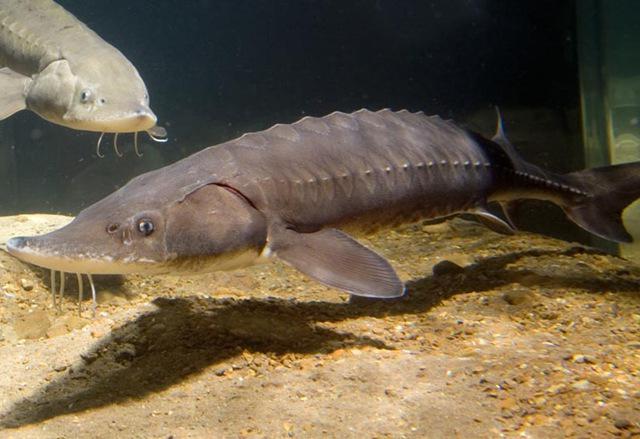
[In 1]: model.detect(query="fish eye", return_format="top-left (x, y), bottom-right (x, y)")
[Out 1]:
top-left (80, 89), bottom-right (92, 103)
top-left (99, 98), bottom-right (106, 104)
top-left (137, 219), bottom-right (154, 236)
top-left (106, 223), bottom-right (119, 234)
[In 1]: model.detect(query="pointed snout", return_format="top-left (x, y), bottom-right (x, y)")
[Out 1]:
top-left (6, 236), bottom-right (27, 253)
top-left (134, 106), bottom-right (157, 127)
top-left (6, 231), bottom-right (164, 275)
top-left (5, 236), bottom-right (49, 270)
top-left (7, 233), bottom-right (104, 273)
top-left (6, 235), bottom-right (50, 269)
top-left (111, 105), bottom-right (157, 132)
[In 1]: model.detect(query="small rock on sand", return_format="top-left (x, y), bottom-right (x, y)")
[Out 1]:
top-left (432, 260), bottom-right (465, 276)
top-left (613, 419), bottom-right (632, 430)
top-left (502, 290), bottom-right (529, 305)
top-left (571, 380), bottom-right (593, 391)
top-left (19, 278), bottom-right (34, 291)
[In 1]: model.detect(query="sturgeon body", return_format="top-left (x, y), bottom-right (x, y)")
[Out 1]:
top-left (7, 109), bottom-right (640, 298)
top-left (0, 0), bottom-right (164, 138)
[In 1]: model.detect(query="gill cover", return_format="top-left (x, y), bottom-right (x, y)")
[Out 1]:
top-left (25, 60), bottom-right (77, 125)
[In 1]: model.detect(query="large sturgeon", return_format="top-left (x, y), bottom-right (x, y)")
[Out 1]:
top-left (0, 0), bottom-right (166, 155)
top-left (7, 109), bottom-right (640, 306)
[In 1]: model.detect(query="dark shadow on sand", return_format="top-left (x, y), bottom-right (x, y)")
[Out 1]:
top-left (1, 245), bottom-right (639, 428)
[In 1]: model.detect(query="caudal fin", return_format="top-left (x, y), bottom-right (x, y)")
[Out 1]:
top-left (563, 162), bottom-right (640, 243)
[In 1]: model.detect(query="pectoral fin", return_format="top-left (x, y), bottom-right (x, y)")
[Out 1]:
top-left (268, 226), bottom-right (405, 298)
top-left (0, 68), bottom-right (30, 120)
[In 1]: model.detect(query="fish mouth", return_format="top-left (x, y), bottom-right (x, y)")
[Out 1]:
top-left (64, 107), bottom-right (158, 133)
top-left (6, 236), bottom-right (160, 275)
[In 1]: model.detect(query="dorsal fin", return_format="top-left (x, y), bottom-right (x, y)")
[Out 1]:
top-left (491, 107), bottom-right (520, 160)
top-left (492, 107), bottom-right (508, 143)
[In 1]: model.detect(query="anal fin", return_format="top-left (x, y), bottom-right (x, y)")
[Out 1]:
top-left (0, 68), bottom-right (30, 120)
top-left (470, 207), bottom-right (516, 235)
top-left (269, 225), bottom-right (405, 298)
top-left (498, 201), bottom-right (520, 230)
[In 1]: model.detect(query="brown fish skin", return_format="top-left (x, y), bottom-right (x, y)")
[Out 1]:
top-left (7, 109), bottom-right (640, 298)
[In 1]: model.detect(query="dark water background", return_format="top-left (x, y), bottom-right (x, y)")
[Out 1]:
top-left (1, 0), bottom-right (585, 240)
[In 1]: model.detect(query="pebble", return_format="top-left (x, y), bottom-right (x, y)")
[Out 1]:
top-left (19, 278), bottom-right (34, 291)
top-left (421, 222), bottom-right (450, 234)
top-left (91, 327), bottom-right (108, 339)
top-left (53, 363), bottom-right (68, 372)
top-left (81, 352), bottom-right (99, 364)
top-left (613, 419), bottom-right (631, 430)
top-left (432, 260), bottom-right (464, 276)
top-left (502, 290), bottom-right (528, 305)
top-left (571, 380), bottom-right (593, 391)
top-left (573, 354), bottom-right (595, 364)
top-left (115, 344), bottom-right (137, 363)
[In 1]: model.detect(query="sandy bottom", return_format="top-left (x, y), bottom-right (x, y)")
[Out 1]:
top-left (0, 215), bottom-right (638, 438)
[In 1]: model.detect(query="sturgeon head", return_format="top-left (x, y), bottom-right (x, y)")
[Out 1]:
top-left (6, 173), bottom-right (268, 276)
top-left (25, 53), bottom-right (160, 135)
